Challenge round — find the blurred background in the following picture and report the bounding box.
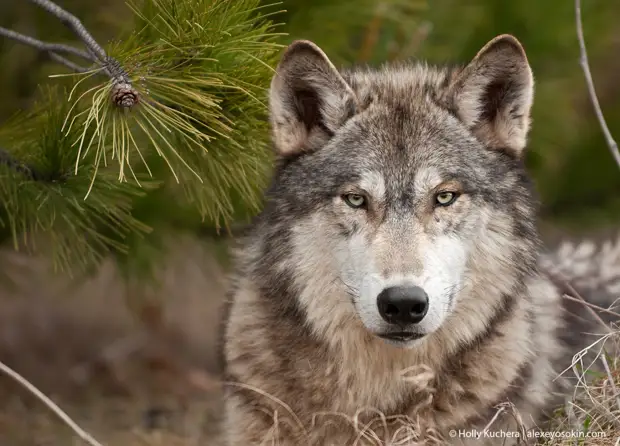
[0,0,618,444]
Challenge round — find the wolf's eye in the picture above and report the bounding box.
[343,193,366,209]
[435,191,458,207]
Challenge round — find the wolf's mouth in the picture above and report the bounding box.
[377,331,424,342]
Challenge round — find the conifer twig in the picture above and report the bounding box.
[28,0,132,91]
[575,0,620,169]
[46,52,93,73]
[0,146,53,181]
[0,0,139,108]
[28,0,107,63]
[0,0,140,181]
[0,360,105,446]
[0,26,95,72]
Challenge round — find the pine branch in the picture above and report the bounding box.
[0,26,95,72]
[0,0,140,181]
[0,0,283,273]
[0,146,56,182]
[2,0,139,107]
[28,0,136,101]
[575,0,620,169]
[28,0,107,63]
[47,52,92,73]
[0,87,156,272]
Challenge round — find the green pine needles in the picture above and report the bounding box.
[0,88,156,272]
[0,0,284,274]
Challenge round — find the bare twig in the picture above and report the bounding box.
[27,0,132,88]
[0,27,95,73]
[575,0,620,169]
[28,0,107,63]
[0,26,94,62]
[47,52,93,73]
[481,404,507,434]
[562,293,620,321]
[0,0,138,106]
[0,360,105,446]
[0,26,93,73]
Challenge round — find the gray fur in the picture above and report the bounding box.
[221,35,617,445]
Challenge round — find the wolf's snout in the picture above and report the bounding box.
[377,285,429,325]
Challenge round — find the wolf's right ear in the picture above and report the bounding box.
[269,40,358,156]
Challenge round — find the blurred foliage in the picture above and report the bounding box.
[0,0,619,282]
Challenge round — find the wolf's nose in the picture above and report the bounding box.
[377,286,429,325]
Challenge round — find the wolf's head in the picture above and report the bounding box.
[257,35,540,349]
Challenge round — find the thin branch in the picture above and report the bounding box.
[48,52,92,73]
[0,3,140,176]
[26,0,132,85]
[28,0,107,63]
[0,26,95,62]
[0,360,105,446]
[562,293,620,321]
[560,286,612,334]
[0,26,93,72]
[481,404,507,434]
[0,0,139,107]
[575,0,620,169]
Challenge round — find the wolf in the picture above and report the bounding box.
[221,34,620,445]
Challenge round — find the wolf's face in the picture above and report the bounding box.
[263,36,538,347]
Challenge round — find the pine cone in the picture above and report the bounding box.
[110,82,139,108]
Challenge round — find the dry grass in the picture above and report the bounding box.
[0,234,619,446]
[540,329,620,446]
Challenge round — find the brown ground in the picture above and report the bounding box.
[0,236,228,446]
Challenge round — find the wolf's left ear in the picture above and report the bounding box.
[445,35,534,157]
[269,40,358,156]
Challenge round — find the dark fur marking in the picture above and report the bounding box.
[336,222,353,237]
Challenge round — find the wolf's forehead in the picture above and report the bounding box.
[357,165,444,199]
[349,103,463,183]
[342,63,456,104]
[344,108,464,199]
